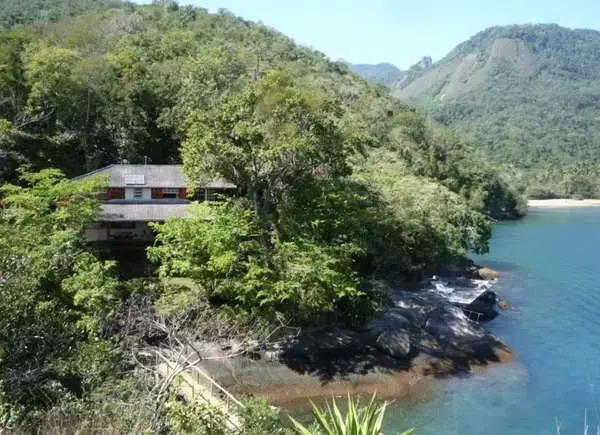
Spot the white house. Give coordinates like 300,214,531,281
75,164,236,242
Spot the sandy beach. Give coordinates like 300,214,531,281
528,199,600,208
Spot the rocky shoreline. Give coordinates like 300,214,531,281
228,345,513,407
196,269,512,406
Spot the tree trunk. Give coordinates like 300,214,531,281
252,186,261,216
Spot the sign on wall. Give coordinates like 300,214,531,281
124,174,145,185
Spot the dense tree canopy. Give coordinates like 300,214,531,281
0,0,130,28
182,71,354,219
0,170,119,425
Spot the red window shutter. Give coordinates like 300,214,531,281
179,188,187,199
108,188,124,199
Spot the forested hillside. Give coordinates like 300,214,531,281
0,1,523,215
0,0,130,28
0,0,522,431
367,24,600,198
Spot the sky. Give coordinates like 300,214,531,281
133,0,600,69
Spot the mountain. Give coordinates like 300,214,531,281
349,56,433,89
392,24,600,170
348,62,403,87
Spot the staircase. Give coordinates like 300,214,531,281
155,350,245,431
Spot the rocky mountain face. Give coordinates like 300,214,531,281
354,24,600,168
350,56,432,90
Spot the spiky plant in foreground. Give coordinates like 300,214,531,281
290,394,414,435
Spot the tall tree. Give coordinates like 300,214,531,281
182,71,354,221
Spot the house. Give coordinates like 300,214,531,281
75,164,236,242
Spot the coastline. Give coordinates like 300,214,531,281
210,269,511,412
230,345,514,408
528,198,600,208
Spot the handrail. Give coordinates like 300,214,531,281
186,363,247,410
155,350,246,410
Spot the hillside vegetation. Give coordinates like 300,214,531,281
0,0,130,28
0,0,522,431
374,24,600,198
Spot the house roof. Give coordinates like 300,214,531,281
74,164,236,189
100,202,191,222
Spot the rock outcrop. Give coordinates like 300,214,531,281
390,291,500,358
366,308,415,358
476,267,501,280
498,299,511,310
275,290,505,381
425,276,499,320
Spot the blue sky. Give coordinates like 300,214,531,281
133,0,600,68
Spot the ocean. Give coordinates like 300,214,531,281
386,207,600,434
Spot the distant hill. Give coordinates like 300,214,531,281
391,24,600,168
350,56,433,90
349,62,404,87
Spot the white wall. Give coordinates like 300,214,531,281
125,188,151,200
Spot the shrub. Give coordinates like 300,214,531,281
289,394,413,435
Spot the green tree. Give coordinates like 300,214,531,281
182,71,354,220
148,200,366,323
24,45,81,130
0,169,119,425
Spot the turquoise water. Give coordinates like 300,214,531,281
387,208,600,434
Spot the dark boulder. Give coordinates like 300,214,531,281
278,326,410,381
273,289,506,380
424,304,498,359
390,290,446,326
466,295,498,320
366,308,414,358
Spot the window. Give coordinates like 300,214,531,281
107,188,125,200
163,188,179,199
133,188,144,199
